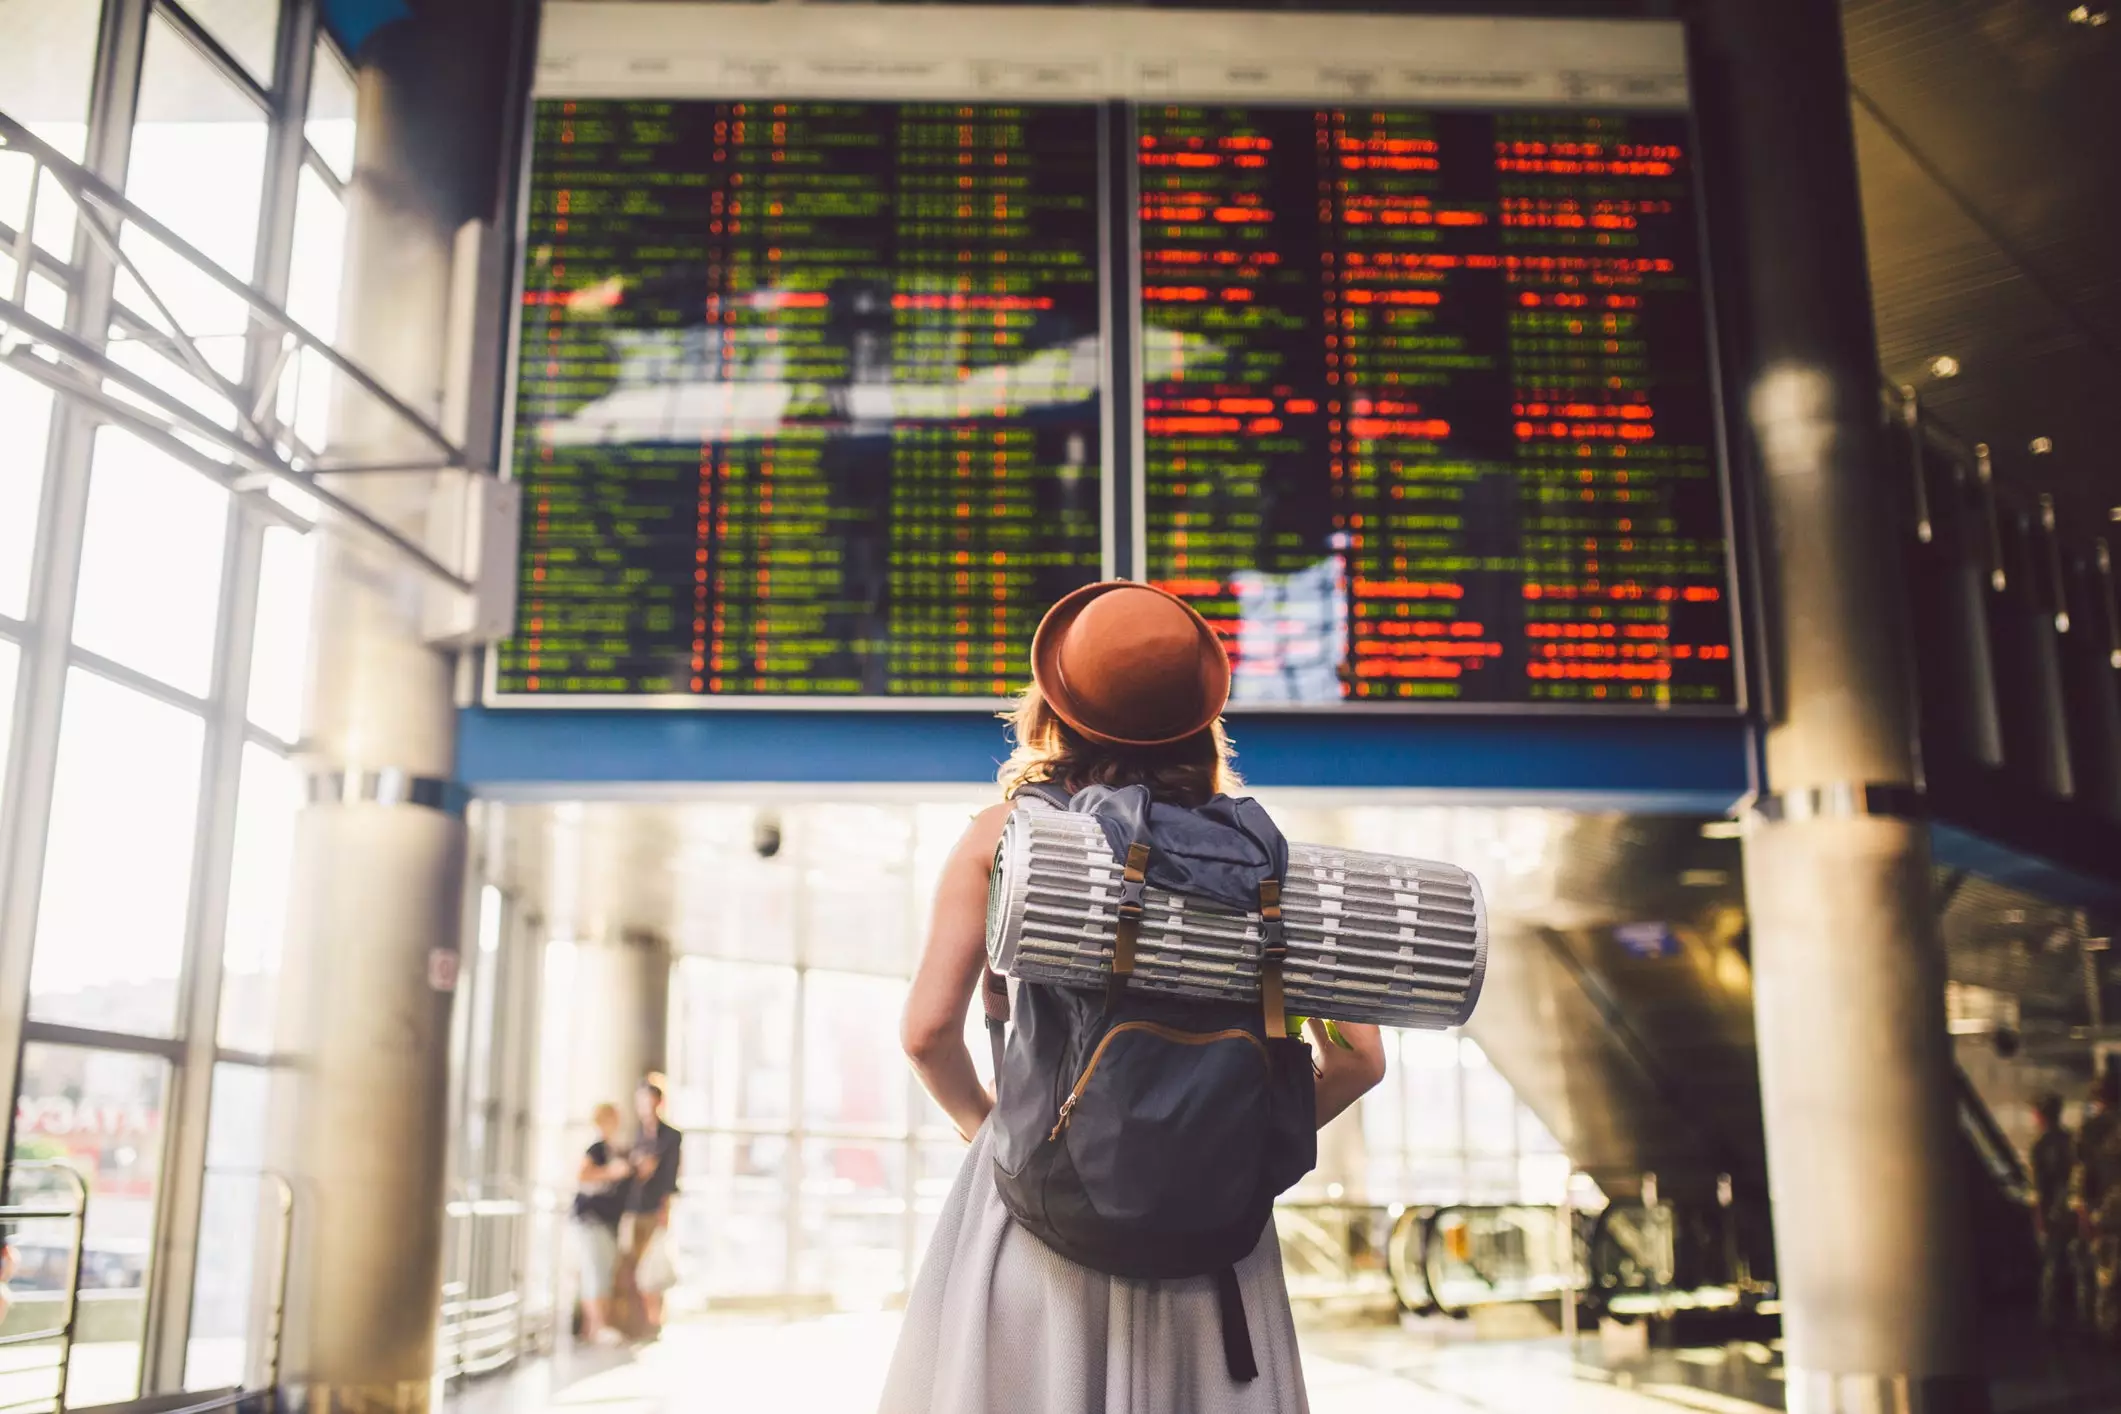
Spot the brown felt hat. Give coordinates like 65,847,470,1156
1031,581,1231,748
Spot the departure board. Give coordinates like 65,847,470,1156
494,98,1107,700
1138,105,1737,708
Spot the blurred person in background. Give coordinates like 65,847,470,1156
573,1103,632,1346
2031,1093,2075,1334
623,1078,684,1338
2076,1069,2121,1345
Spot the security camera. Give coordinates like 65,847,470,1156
753,812,783,860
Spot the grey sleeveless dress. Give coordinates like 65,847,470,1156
878,1120,1309,1413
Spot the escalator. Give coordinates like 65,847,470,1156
1464,811,2043,1319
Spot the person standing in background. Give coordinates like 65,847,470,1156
624,1078,684,1338
573,1103,632,1346
2030,1094,2075,1335
2075,1070,2121,1345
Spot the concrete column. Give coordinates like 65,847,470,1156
1697,1,1986,1410
564,930,673,1130
273,6,518,1408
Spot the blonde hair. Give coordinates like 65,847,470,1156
996,682,1241,806
591,1102,620,1126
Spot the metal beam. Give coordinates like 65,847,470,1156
0,110,475,468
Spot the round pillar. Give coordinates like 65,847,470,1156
1697,0,1986,1408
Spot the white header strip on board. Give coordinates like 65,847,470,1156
536,4,1690,109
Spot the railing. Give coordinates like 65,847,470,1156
1272,1201,1395,1307
1375,1198,1774,1323
1419,1205,1583,1317
0,1163,90,1414
437,1182,531,1381
205,1168,296,1401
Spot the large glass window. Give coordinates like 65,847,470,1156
304,37,356,182
0,638,17,812
278,166,344,452
0,0,100,260
0,366,56,621
122,12,271,380
30,669,206,1035
7,1044,172,1408
72,426,231,696
218,744,301,1053
186,1063,287,1390
1358,1029,1570,1207
178,0,283,88
245,524,316,742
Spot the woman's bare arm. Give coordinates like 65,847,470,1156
1311,1018,1387,1128
902,802,1014,1141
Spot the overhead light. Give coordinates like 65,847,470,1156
2110,506,2121,521
2030,436,2055,455
1699,819,1744,840
2070,4,2111,25
1927,354,1961,379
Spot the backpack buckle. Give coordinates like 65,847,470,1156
1116,842,1150,921
1258,879,1288,963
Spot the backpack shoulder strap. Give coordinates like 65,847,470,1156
1257,878,1288,1039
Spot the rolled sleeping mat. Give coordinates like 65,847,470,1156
986,807,1486,1030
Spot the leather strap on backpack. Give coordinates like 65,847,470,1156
1257,879,1288,1039
1107,841,1151,1009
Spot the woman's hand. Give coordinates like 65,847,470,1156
1310,1018,1386,1128
902,802,1015,1141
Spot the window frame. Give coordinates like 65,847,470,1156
0,0,345,1396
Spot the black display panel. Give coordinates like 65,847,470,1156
1137,105,1737,708
495,99,1107,700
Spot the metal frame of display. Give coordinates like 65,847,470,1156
480,4,1749,717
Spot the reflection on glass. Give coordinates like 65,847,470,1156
802,971,909,1134
30,669,205,1035
246,525,316,741
187,1064,280,1389
0,366,55,619
277,166,344,453
179,0,283,86
7,1044,169,1407
304,38,356,182
219,745,301,1053
122,14,270,378
667,957,796,1131
72,426,230,696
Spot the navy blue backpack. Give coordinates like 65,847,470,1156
982,782,1318,1381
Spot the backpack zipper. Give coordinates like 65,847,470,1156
1048,1022,1270,1140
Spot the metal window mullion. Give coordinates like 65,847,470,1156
0,0,153,1169
302,146,346,198
241,0,319,412
152,0,273,109
18,1020,186,1061
143,498,265,1394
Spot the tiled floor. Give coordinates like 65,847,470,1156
444,1313,1787,1414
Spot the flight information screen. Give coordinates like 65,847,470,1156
494,98,1107,700
1138,104,1737,708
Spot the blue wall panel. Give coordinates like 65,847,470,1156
458,706,1752,810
